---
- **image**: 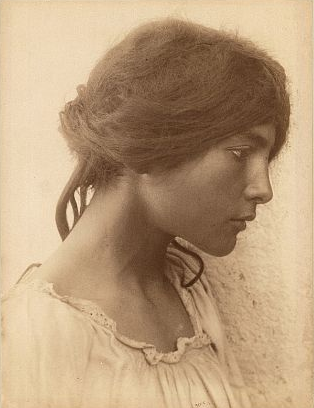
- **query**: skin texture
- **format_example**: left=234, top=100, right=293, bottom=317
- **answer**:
left=139, top=123, right=275, bottom=256
left=36, top=123, right=275, bottom=351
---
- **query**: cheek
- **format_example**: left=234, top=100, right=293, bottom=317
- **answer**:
left=143, top=182, right=207, bottom=236
left=150, top=179, right=231, bottom=234
left=188, top=169, right=243, bottom=215
left=142, top=153, right=245, bottom=237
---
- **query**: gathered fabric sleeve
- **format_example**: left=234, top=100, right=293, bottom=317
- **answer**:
left=167, top=244, right=252, bottom=408
left=193, top=269, right=252, bottom=408
left=2, top=285, right=94, bottom=408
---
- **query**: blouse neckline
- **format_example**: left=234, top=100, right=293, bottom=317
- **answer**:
left=8, top=258, right=214, bottom=365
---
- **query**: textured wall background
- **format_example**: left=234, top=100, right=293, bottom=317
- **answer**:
left=1, top=1, right=312, bottom=407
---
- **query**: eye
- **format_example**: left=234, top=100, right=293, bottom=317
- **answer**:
left=228, top=146, right=252, bottom=161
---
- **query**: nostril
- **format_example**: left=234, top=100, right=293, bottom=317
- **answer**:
left=245, top=177, right=273, bottom=204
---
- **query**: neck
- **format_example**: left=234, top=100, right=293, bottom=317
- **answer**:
left=52, top=177, right=173, bottom=291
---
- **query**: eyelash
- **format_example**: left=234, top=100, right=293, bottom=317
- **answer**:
left=228, top=147, right=252, bottom=161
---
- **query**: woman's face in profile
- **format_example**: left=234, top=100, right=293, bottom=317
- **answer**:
left=140, top=123, right=276, bottom=256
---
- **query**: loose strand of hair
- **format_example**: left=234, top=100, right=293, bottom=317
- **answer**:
left=70, top=193, right=80, bottom=225
left=55, top=161, right=87, bottom=241
left=171, top=238, right=205, bottom=287
left=79, top=185, right=88, bottom=216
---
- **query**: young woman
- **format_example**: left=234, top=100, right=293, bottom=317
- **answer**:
left=2, top=18, right=290, bottom=408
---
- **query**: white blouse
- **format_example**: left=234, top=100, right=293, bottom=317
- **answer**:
left=2, top=247, right=252, bottom=408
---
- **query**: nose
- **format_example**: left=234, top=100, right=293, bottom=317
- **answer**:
left=244, top=163, right=273, bottom=204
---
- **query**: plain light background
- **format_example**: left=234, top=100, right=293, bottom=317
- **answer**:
left=1, top=1, right=312, bottom=407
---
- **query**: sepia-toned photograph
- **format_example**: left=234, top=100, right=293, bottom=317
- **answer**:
left=1, top=1, right=312, bottom=407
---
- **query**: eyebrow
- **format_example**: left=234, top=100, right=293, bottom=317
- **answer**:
left=231, top=130, right=275, bottom=150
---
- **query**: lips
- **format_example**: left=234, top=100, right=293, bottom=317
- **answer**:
left=232, top=214, right=256, bottom=222
left=230, top=214, right=256, bottom=231
left=230, top=219, right=247, bottom=231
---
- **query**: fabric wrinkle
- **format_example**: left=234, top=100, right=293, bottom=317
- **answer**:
left=2, top=249, right=252, bottom=408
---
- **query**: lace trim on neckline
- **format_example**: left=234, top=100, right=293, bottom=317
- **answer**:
left=11, top=263, right=214, bottom=365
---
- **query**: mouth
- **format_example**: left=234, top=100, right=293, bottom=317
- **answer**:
left=230, top=219, right=247, bottom=231
left=230, top=214, right=256, bottom=231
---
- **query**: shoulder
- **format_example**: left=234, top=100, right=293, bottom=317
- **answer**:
left=2, top=278, right=95, bottom=367
left=2, top=278, right=95, bottom=408
left=3, top=278, right=94, bottom=338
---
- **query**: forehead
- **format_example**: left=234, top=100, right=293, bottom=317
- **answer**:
left=225, top=124, right=276, bottom=149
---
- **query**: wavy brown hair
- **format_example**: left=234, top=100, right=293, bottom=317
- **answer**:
left=56, top=18, right=290, bottom=284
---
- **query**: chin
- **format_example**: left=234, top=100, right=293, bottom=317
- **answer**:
left=195, top=238, right=237, bottom=257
